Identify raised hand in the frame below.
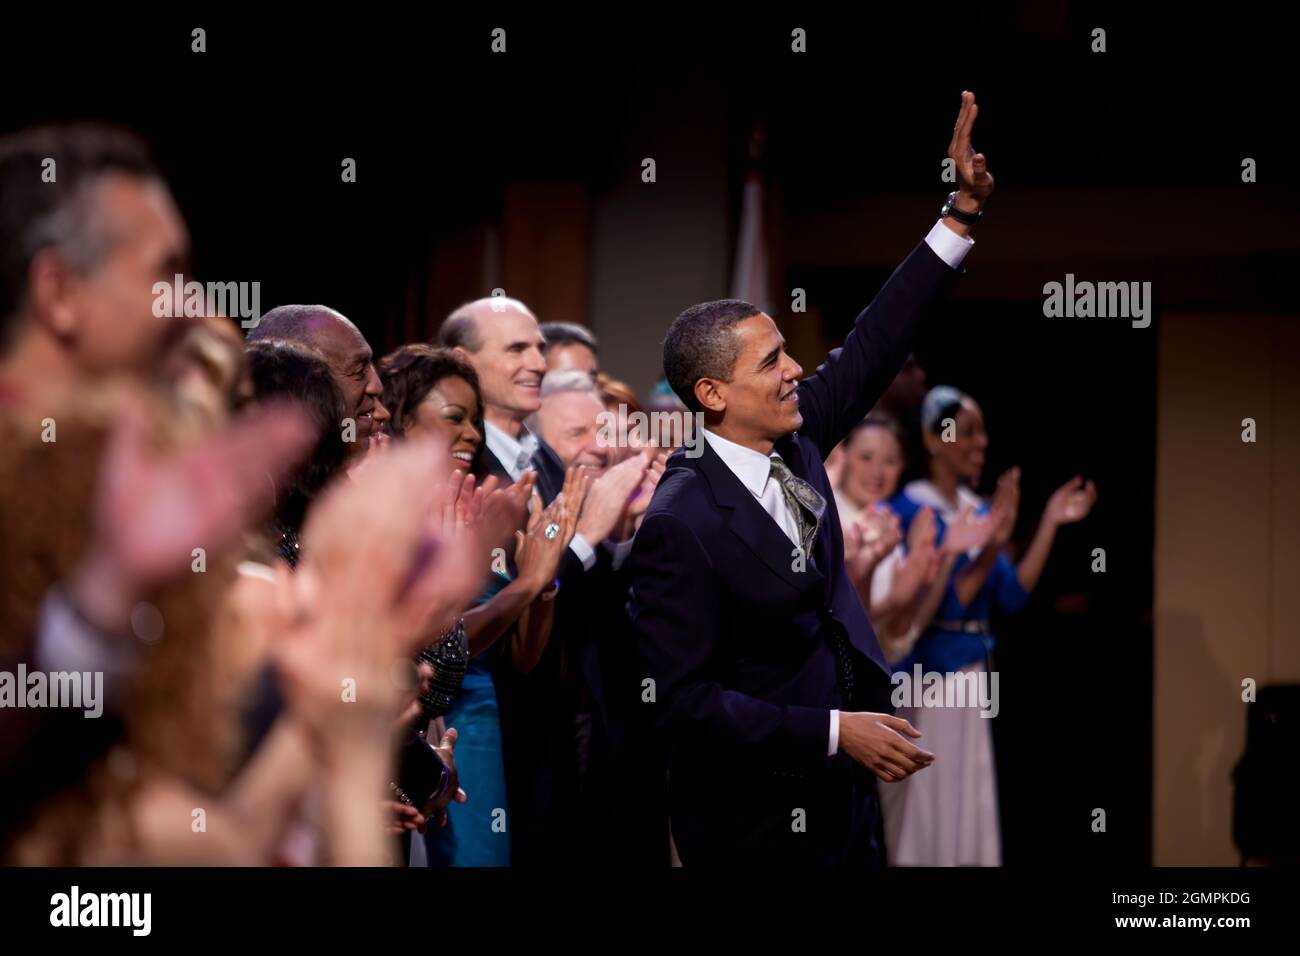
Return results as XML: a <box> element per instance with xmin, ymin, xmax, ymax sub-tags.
<box><xmin>1044</xmin><ymin>476</ymin><xmax>1098</xmax><ymax>527</ymax></box>
<box><xmin>949</xmin><ymin>90</ymin><xmax>994</xmax><ymax>206</ymax></box>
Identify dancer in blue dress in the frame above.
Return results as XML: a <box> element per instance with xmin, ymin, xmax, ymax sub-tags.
<box><xmin>880</xmin><ymin>385</ymin><xmax>1097</xmax><ymax>865</ymax></box>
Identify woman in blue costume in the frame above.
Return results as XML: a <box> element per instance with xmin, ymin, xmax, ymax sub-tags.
<box><xmin>880</xmin><ymin>385</ymin><xmax>1097</xmax><ymax>866</ymax></box>
<box><xmin>378</xmin><ymin>345</ymin><xmax>580</xmax><ymax>866</ymax></box>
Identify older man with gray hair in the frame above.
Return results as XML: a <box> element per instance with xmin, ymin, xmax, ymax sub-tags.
<box><xmin>528</xmin><ymin>368</ymin><xmax>610</xmax><ymax>472</ymax></box>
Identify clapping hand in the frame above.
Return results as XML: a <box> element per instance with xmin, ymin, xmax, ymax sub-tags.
<box><xmin>900</xmin><ymin>505</ymin><xmax>941</xmax><ymax>583</ymax></box>
<box><xmin>1044</xmin><ymin>475</ymin><xmax>1098</xmax><ymax>527</ymax></box>
<box><xmin>276</xmin><ymin>439</ymin><xmax>468</xmax><ymax>745</ymax></box>
<box><xmin>576</xmin><ymin>451</ymin><xmax>650</xmax><ymax>544</ymax></box>
<box><xmin>514</xmin><ymin>466</ymin><xmax>590</xmax><ymax>592</ymax></box>
<box><xmin>626</xmin><ymin>448</ymin><xmax>668</xmax><ymax>520</ymax></box>
<box><xmin>844</xmin><ymin>506</ymin><xmax>901</xmax><ymax>584</ymax></box>
<box><xmin>75</xmin><ymin>392</ymin><xmax>314</xmax><ymax>632</ymax></box>
<box><xmin>942</xmin><ymin>502</ymin><xmax>997</xmax><ymax>556</ymax></box>
<box><xmin>988</xmin><ymin>466</ymin><xmax>1021</xmax><ymax>547</ymax></box>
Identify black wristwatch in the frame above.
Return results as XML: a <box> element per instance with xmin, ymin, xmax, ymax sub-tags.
<box><xmin>941</xmin><ymin>191</ymin><xmax>981</xmax><ymax>226</ymax></box>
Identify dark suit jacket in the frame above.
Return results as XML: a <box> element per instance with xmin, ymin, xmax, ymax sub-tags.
<box><xmin>624</xmin><ymin>240</ymin><xmax>962</xmax><ymax>866</ymax></box>
<box><xmin>475</xmin><ymin>431</ymin><xmax>622</xmax><ymax>864</ymax></box>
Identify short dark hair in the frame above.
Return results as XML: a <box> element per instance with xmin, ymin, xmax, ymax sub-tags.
<box><xmin>438</xmin><ymin>310</ymin><xmax>483</xmax><ymax>352</ymax></box>
<box><xmin>377</xmin><ymin>343</ymin><xmax>482</xmax><ymax>440</ymax></box>
<box><xmin>0</xmin><ymin>123</ymin><xmax>161</xmax><ymax>349</ymax></box>
<box><xmin>662</xmin><ymin>298</ymin><xmax>759</xmax><ymax>413</ymax></box>
<box><xmin>246</xmin><ymin>339</ymin><xmax>349</xmax><ymax>534</ymax></box>
<box><xmin>540</xmin><ymin>321</ymin><xmax>598</xmax><ymax>354</ymax></box>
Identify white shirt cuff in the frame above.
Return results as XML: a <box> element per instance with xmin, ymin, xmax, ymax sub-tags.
<box><xmin>924</xmin><ymin>219</ymin><xmax>974</xmax><ymax>269</ymax></box>
<box><xmin>828</xmin><ymin>709</ymin><xmax>840</xmax><ymax>756</ymax></box>
<box><xmin>568</xmin><ymin>533</ymin><xmax>597</xmax><ymax>571</ymax></box>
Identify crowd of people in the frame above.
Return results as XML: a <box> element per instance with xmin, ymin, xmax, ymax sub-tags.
<box><xmin>0</xmin><ymin>103</ymin><xmax>1095</xmax><ymax>867</ymax></box>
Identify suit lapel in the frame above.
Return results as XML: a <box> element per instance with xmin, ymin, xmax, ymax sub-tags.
<box><xmin>530</xmin><ymin>438</ymin><xmax>566</xmax><ymax>505</ymax></box>
<box><xmin>696</xmin><ymin>438</ymin><xmax>824</xmax><ymax>594</ymax></box>
<box><xmin>476</xmin><ymin>447</ymin><xmax>513</xmax><ymax>487</ymax></box>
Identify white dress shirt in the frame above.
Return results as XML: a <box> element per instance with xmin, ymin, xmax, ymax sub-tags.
<box><xmin>702</xmin><ymin>428</ymin><xmax>842</xmax><ymax>755</ymax></box>
<box><xmin>700</xmin><ymin>222</ymin><xmax>969</xmax><ymax>757</ymax></box>
<box><xmin>484</xmin><ymin>420</ymin><xmax>596</xmax><ymax>569</ymax></box>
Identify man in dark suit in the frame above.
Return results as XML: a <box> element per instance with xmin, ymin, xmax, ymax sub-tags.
<box><xmin>440</xmin><ymin>297</ymin><xmax>646</xmax><ymax>864</ymax></box>
<box><xmin>624</xmin><ymin>91</ymin><xmax>994</xmax><ymax>866</ymax></box>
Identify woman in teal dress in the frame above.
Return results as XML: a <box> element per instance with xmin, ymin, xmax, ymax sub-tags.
<box><xmin>378</xmin><ymin>344</ymin><xmax>579</xmax><ymax>867</ymax></box>
<box><xmin>423</xmin><ymin>572</ymin><xmax>513</xmax><ymax>867</ymax></box>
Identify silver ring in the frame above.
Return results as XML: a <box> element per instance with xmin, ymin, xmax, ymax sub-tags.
<box><xmin>544</xmin><ymin>522</ymin><xmax>560</xmax><ymax>540</ymax></box>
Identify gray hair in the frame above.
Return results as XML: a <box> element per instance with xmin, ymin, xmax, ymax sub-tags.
<box><xmin>526</xmin><ymin>368</ymin><xmax>600</xmax><ymax>434</ymax></box>
<box><xmin>539</xmin><ymin>368</ymin><xmax>599</xmax><ymax>399</ymax></box>
<box><xmin>0</xmin><ymin>122</ymin><xmax>162</xmax><ymax>348</ymax></box>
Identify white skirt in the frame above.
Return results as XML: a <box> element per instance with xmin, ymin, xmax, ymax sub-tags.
<box><xmin>878</xmin><ymin>664</ymin><xmax>1001</xmax><ymax>866</ymax></box>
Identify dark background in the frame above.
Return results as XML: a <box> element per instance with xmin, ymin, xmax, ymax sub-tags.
<box><xmin>3</xmin><ymin>4</ymin><xmax>1293</xmax><ymax>867</ymax></box>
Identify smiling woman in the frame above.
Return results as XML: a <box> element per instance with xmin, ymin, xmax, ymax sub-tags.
<box><xmin>377</xmin><ymin>343</ymin><xmax>485</xmax><ymax>469</ymax></box>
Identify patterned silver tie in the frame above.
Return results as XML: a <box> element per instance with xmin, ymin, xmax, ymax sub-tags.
<box><xmin>769</xmin><ymin>455</ymin><xmax>854</xmax><ymax>697</ymax></box>
<box><xmin>768</xmin><ymin>455</ymin><xmax>825</xmax><ymax>557</ymax></box>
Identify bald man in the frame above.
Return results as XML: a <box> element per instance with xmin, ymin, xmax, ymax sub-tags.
<box><xmin>439</xmin><ymin>296</ymin><xmax>649</xmax><ymax>866</ymax></box>
<box><xmin>439</xmin><ymin>297</ymin><xmax>634</xmax><ymax>549</ymax></box>
<box><xmin>248</xmin><ymin>304</ymin><xmax>390</xmax><ymax>453</ymax></box>
<box><xmin>440</xmin><ymin>296</ymin><xmax>546</xmax><ymax>469</ymax></box>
